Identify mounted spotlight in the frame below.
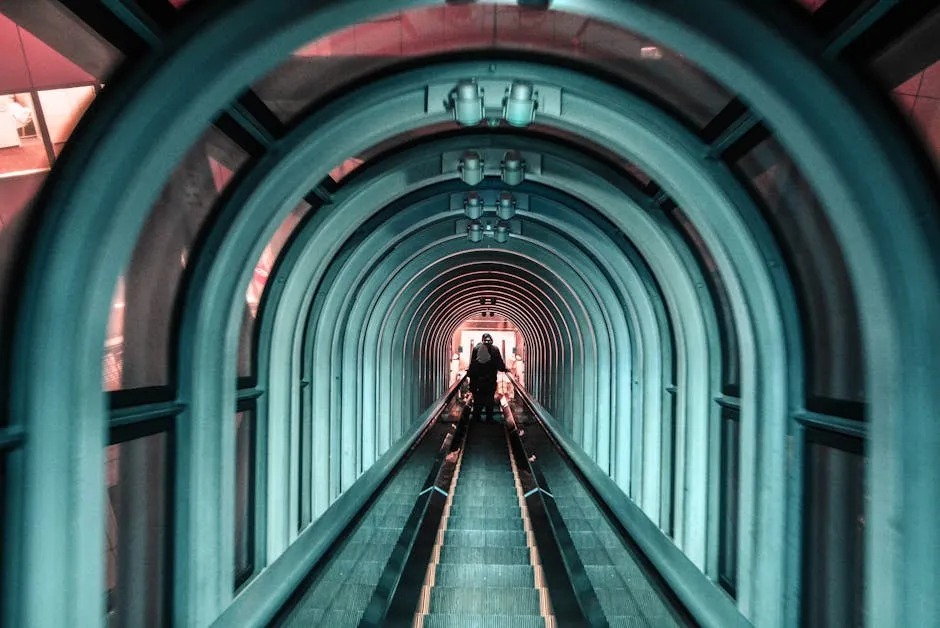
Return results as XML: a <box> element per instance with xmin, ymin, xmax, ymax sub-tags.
<box><xmin>452</xmin><ymin>79</ymin><xmax>484</xmax><ymax>126</ymax></box>
<box><xmin>459</xmin><ymin>151</ymin><xmax>484</xmax><ymax>186</ymax></box>
<box><xmin>467</xmin><ymin>220</ymin><xmax>483</xmax><ymax>242</ymax></box>
<box><xmin>496</xmin><ymin>192</ymin><xmax>516</xmax><ymax>220</ymax></box>
<box><xmin>503</xmin><ymin>81</ymin><xmax>537</xmax><ymax>127</ymax></box>
<box><xmin>501</xmin><ymin>151</ymin><xmax>525</xmax><ymax>185</ymax></box>
<box><xmin>464</xmin><ymin>193</ymin><xmax>483</xmax><ymax>220</ymax></box>
<box><xmin>495</xmin><ymin>222</ymin><xmax>510</xmax><ymax>243</ymax></box>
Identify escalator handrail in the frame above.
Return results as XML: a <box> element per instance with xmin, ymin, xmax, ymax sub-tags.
<box><xmin>260</xmin><ymin>377</ymin><xmax>469</xmax><ymax>627</ymax></box>
<box><xmin>505</xmin><ymin>376</ymin><xmax>744</xmax><ymax>628</ymax></box>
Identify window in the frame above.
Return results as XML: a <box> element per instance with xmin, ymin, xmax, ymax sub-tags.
<box><xmin>733</xmin><ymin>138</ymin><xmax>864</xmax><ymax>411</ymax></box>
<box><xmin>802</xmin><ymin>431</ymin><xmax>865</xmax><ymax>627</ymax></box>
<box><xmin>105</xmin><ymin>429</ymin><xmax>171</xmax><ymax>627</ymax></box>
<box><xmin>234</xmin><ymin>407</ymin><xmax>257</xmax><ymax>589</ymax></box>
<box><xmin>114</xmin><ymin>127</ymin><xmax>248</xmax><ymax>390</ymax></box>
<box><xmin>718</xmin><ymin>403</ymin><xmax>740</xmax><ymax>597</ymax></box>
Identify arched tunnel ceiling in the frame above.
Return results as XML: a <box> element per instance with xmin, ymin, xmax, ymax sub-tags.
<box><xmin>6</xmin><ymin>2</ymin><xmax>940</xmax><ymax>626</ymax></box>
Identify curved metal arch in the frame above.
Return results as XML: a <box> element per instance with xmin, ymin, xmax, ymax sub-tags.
<box><xmin>260</xmin><ymin>145</ymin><xmax>680</xmax><ymax>480</ymax></box>
<box><xmin>369</xmin><ymin>247</ymin><xmax>590</xmax><ymax>446</ymax></box>
<box><xmin>286</xmin><ymin>168</ymin><xmax>668</xmax><ymax>456</ymax></box>
<box><xmin>414</xmin><ymin>282</ymin><xmax>551</xmax><ymax>393</ymax></box>
<box><xmin>428</xmin><ymin>284</ymin><xmax>550</xmax><ymax>401</ymax></box>
<box><xmin>327</xmin><ymin>204</ymin><xmax>640</xmax><ymax>466</ymax></box>
<box><xmin>306</xmin><ymin>223</ymin><xmax>573</xmax><ymax>479</ymax></box>
<box><xmin>255</xmin><ymin>113</ymin><xmax>712</xmax><ymax>556</ymax></box>
<box><xmin>388</xmin><ymin>230</ymin><xmax>619</xmax><ymax>454</ymax></box>
<box><xmin>372</xmin><ymin>269</ymin><xmax>563</xmax><ymax>458</ymax></box>
<box><xmin>400</xmin><ymin>273</ymin><xmax>571</xmax><ymax>441</ymax></box>
<box><xmin>413</xmin><ymin>282</ymin><xmax>550</xmax><ymax>422</ymax></box>
<box><xmin>10</xmin><ymin>0</ymin><xmax>937</xmax><ymax>623</ymax></box>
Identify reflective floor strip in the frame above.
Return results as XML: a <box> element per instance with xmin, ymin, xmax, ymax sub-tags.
<box><xmin>505</xmin><ymin>426</ymin><xmax>555</xmax><ymax>627</ymax></box>
<box><xmin>412</xmin><ymin>422</ymin><xmax>468</xmax><ymax>628</ymax></box>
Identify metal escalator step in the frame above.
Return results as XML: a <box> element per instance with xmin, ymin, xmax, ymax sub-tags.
<box><xmin>453</xmin><ymin>488</ymin><xmax>518</xmax><ymax>498</ymax></box>
<box><xmin>585</xmin><ymin>564</ymin><xmax>624</xmax><ymax>587</ymax></box>
<box><xmin>438</xmin><ymin>545</ymin><xmax>531</xmax><ymax>565</ymax></box>
<box><xmin>428</xmin><ymin>586</ymin><xmax>541</xmax><ymax>615</ymax></box>
<box><xmin>443</xmin><ymin>529</ymin><xmax>528</xmax><ymax>548</ymax></box>
<box><xmin>569</xmin><ymin>529</ymin><xmax>621</xmax><ymax>549</ymax></box>
<box><xmin>453</xmin><ymin>486</ymin><xmax>518</xmax><ymax>496</ymax></box>
<box><xmin>327</xmin><ymin>559</ymin><xmax>386</xmax><ymax>585</ymax></box>
<box><xmin>302</xmin><ymin>581</ymin><xmax>375</xmax><ymax>610</ymax></box>
<box><xmin>281</xmin><ymin>607</ymin><xmax>325</xmax><ymax>627</ymax></box>
<box><xmin>449</xmin><ymin>504</ymin><xmax>520</xmax><ymax>518</ymax></box>
<box><xmin>557</xmin><ymin>516</ymin><xmax>602</xmax><ymax>532</ymax></box>
<box><xmin>433</xmin><ymin>563</ymin><xmax>535</xmax><ymax>588</ymax></box>
<box><xmin>593</xmin><ymin>587</ymin><xmax>642</xmax><ymax>616</ymax></box>
<box><xmin>345</xmin><ymin>527</ymin><xmax>402</xmax><ymax>545</ymax></box>
<box><xmin>602</xmin><ymin>616</ymin><xmax>652</xmax><ymax>628</ymax></box>
<box><xmin>445</xmin><ymin>516</ymin><xmax>524</xmax><ymax>531</ymax></box>
<box><xmin>421</xmin><ymin>614</ymin><xmax>546</xmax><ymax>628</ymax></box>
<box><xmin>307</xmin><ymin>608</ymin><xmax>364</xmax><ymax>628</ymax></box>
<box><xmin>631</xmin><ymin>588</ymin><xmax>677</xmax><ymax>620</ymax></box>
<box><xmin>574</xmin><ymin>546</ymin><xmax>615</xmax><ymax>565</ymax></box>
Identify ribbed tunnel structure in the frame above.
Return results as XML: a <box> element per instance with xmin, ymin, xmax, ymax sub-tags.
<box><xmin>1</xmin><ymin>1</ymin><xmax>940</xmax><ymax>627</ymax></box>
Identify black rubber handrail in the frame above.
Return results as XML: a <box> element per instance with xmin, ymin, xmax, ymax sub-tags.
<box><xmin>508</xmin><ymin>379</ymin><xmax>699</xmax><ymax>627</ymax></box>
<box><xmin>502</xmin><ymin>400</ymin><xmax>610</xmax><ymax>627</ymax></box>
<box><xmin>269</xmin><ymin>378</ymin><xmax>468</xmax><ymax>626</ymax></box>
<box><xmin>358</xmin><ymin>403</ymin><xmax>471</xmax><ymax>627</ymax></box>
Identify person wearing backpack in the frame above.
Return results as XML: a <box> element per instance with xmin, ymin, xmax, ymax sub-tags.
<box><xmin>468</xmin><ymin>333</ymin><xmax>507</xmax><ymax>422</ymax></box>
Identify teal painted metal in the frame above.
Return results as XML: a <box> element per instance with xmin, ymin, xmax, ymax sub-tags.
<box><xmin>6</xmin><ymin>2</ymin><xmax>938</xmax><ymax>628</ymax></box>
<box><xmin>212</xmin><ymin>378</ymin><xmax>464</xmax><ymax>627</ymax></box>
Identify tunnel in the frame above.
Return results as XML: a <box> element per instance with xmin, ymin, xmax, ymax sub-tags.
<box><xmin>1</xmin><ymin>1</ymin><xmax>940</xmax><ymax>626</ymax></box>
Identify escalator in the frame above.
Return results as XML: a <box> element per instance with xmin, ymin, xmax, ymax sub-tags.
<box><xmin>416</xmin><ymin>419</ymin><xmax>548</xmax><ymax>627</ymax></box>
<box><xmin>271</xmin><ymin>386</ymin><xmax>694</xmax><ymax>627</ymax></box>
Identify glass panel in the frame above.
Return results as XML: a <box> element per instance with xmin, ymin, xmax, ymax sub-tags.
<box><xmin>0</xmin><ymin>451</ymin><xmax>5</xmax><ymax>617</ymax></box>
<box><xmin>734</xmin><ymin>137</ymin><xmax>864</xmax><ymax>407</ymax></box>
<box><xmin>718</xmin><ymin>406</ymin><xmax>739</xmax><ymax>597</ymax></box>
<box><xmin>238</xmin><ymin>201</ymin><xmax>311</xmax><ymax>378</ymax></box>
<box><xmin>796</xmin><ymin>0</ymin><xmax>829</xmax><ymax>11</ymax></box>
<box><xmin>0</xmin><ymin>168</ymin><xmax>47</xmax><ymax>425</ymax></box>
<box><xmin>0</xmin><ymin>8</ymin><xmax>117</xmax><ymax>397</ymax></box>
<box><xmin>0</xmin><ymin>93</ymin><xmax>48</xmax><ymax>172</ymax></box>
<box><xmin>253</xmin><ymin>6</ymin><xmax>732</xmax><ymax>127</ymax></box>
<box><xmin>330</xmin><ymin>157</ymin><xmax>364</xmax><ymax>183</ymax></box>
<box><xmin>36</xmin><ymin>85</ymin><xmax>96</xmax><ymax>154</ymax></box>
<box><xmin>299</xmin><ymin>380</ymin><xmax>312</xmax><ymax>532</ymax></box>
<box><xmin>103</xmin><ymin>277</ymin><xmax>125</xmax><ymax>392</ymax></box>
<box><xmin>803</xmin><ymin>435</ymin><xmax>865</xmax><ymax>628</ymax></box>
<box><xmin>529</xmin><ymin>122</ymin><xmax>653</xmax><ymax>187</ymax></box>
<box><xmin>116</xmin><ymin>126</ymin><xmax>248</xmax><ymax>390</ymax></box>
<box><xmin>235</xmin><ymin>408</ymin><xmax>256</xmax><ymax>588</ymax></box>
<box><xmin>661</xmin><ymin>389</ymin><xmax>677</xmax><ymax>537</ymax></box>
<box><xmin>0</xmin><ymin>8</ymin><xmax>118</xmax><ymax>93</ymax></box>
<box><xmin>105</xmin><ymin>431</ymin><xmax>169</xmax><ymax>627</ymax></box>
<box><xmin>889</xmin><ymin>59</ymin><xmax>940</xmax><ymax>172</ymax></box>
<box><xmin>671</xmin><ymin>208</ymin><xmax>739</xmax><ymax>390</ymax></box>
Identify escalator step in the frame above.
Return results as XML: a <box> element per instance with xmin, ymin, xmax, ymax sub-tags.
<box><xmin>569</xmin><ymin>530</ymin><xmax>621</xmax><ymax>548</ymax></box>
<box><xmin>443</xmin><ymin>529</ymin><xmax>528</xmax><ymax>548</ymax></box>
<box><xmin>421</xmin><ymin>614</ymin><xmax>545</xmax><ymax>628</ymax></box>
<box><xmin>446</xmin><ymin>516</ymin><xmax>525</xmax><ymax>531</ymax></box>
<box><xmin>283</xmin><ymin>608</ymin><xmax>363</xmax><ymax>628</ymax></box>
<box><xmin>324</xmin><ymin>559</ymin><xmax>386</xmax><ymax>585</ymax></box>
<box><xmin>602</xmin><ymin>617</ymin><xmax>650</xmax><ymax>628</ymax></box>
<box><xmin>433</xmin><ymin>563</ymin><xmax>535</xmax><ymax>588</ymax></box>
<box><xmin>438</xmin><ymin>546</ymin><xmax>531</xmax><ymax>565</ymax></box>
<box><xmin>300</xmin><ymin>581</ymin><xmax>375</xmax><ymax>611</ymax></box>
<box><xmin>344</xmin><ymin>527</ymin><xmax>403</xmax><ymax>545</ymax></box>
<box><xmin>593</xmin><ymin>587</ymin><xmax>642</xmax><ymax>616</ymax></box>
<box><xmin>449</xmin><ymin>504</ymin><xmax>520</xmax><ymax>518</ymax></box>
<box><xmin>428</xmin><ymin>586</ymin><xmax>541</xmax><ymax>615</ymax></box>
